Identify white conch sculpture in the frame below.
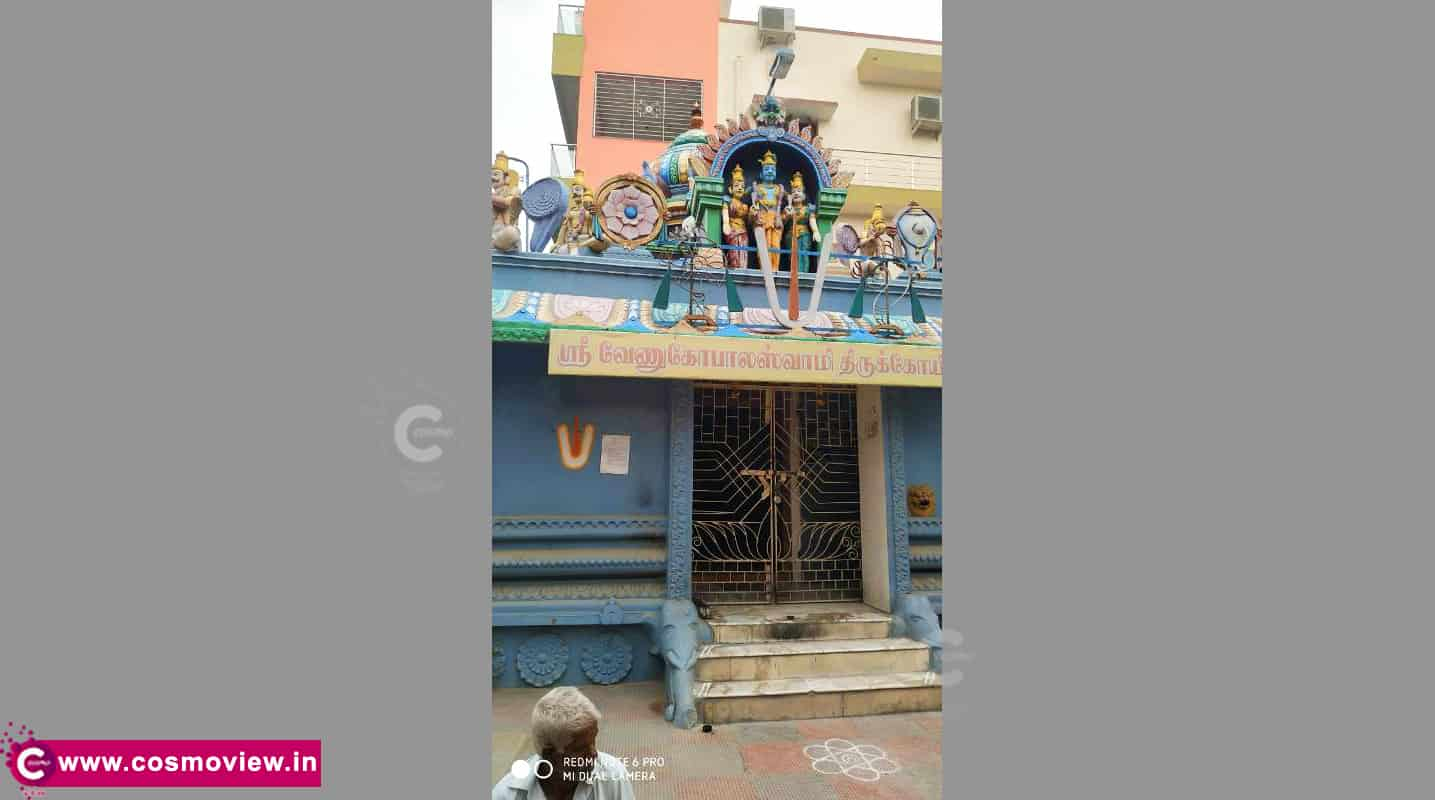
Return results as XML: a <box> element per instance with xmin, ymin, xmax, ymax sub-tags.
<box><xmin>753</xmin><ymin>228</ymin><xmax>834</xmax><ymax>330</ymax></box>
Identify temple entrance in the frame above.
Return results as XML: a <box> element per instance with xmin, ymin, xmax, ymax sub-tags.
<box><xmin>691</xmin><ymin>383</ymin><xmax>863</xmax><ymax>605</ymax></box>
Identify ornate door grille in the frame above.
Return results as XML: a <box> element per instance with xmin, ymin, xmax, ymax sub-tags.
<box><xmin>691</xmin><ymin>384</ymin><xmax>863</xmax><ymax>605</ymax></box>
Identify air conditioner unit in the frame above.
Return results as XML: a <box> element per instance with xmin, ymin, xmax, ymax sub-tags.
<box><xmin>911</xmin><ymin>94</ymin><xmax>942</xmax><ymax>137</ymax></box>
<box><xmin>757</xmin><ymin>6</ymin><xmax>795</xmax><ymax>47</ymax></box>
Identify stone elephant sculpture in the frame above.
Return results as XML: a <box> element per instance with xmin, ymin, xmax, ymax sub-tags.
<box><xmin>645</xmin><ymin>599</ymin><xmax>712</xmax><ymax>729</ymax></box>
<box><xmin>891</xmin><ymin>592</ymin><xmax>944</xmax><ymax>673</ymax></box>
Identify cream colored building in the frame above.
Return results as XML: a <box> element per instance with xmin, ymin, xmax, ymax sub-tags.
<box><xmin>717</xmin><ymin>6</ymin><xmax>942</xmax><ymax>233</ymax></box>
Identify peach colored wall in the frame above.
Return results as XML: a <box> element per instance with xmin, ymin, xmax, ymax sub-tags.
<box><xmin>576</xmin><ymin>0</ymin><xmax>720</xmax><ymax>183</ymax></box>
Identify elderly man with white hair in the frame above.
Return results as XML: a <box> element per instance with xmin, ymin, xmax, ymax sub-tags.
<box><xmin>492</xmin><ymin>686</ymin><xmax>635</xmax><ymax>800</ymax></box>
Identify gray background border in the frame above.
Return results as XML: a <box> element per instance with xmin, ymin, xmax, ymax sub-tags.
<box><xmin>2</xmin><ymin>2</ymin><xmax>493</xmax><ymax>797</ymax></box>
<box><xmin>943</xmin><ymin>1</ymin><xmax>1434</xmax><ymax>796</ymax></box>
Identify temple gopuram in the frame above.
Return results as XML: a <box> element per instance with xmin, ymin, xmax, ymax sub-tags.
<box><xmin>490</xmin><ymin>90</ymin><xmax>943</xmax><ymax>730</ymax></box>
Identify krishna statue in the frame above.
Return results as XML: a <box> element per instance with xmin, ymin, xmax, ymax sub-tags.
<box><xmin>749</xmin><ymin>150</ymin><xmax>786</xmax><ymax>265</ymax></box>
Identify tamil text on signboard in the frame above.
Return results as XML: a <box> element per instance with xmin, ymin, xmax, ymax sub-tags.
<box><xmin>547</xmin><ymin>329</ymin><xmax>941</xmax><ymax>387</ymax></box>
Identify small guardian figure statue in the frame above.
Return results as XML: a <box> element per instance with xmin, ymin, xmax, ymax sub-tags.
<box><xmin>784</xmin><ymin>172</ymin><xmax>820</xmax><ymax>273</ymax></box>
<box><xmin>491</xmin><ymin>151</ymin><xmax>522</xmax><ymax>252</ymax></box>
<box><xmin>857</xmin><ymin>202</ymin><xmax>900</xmax><ymax>280</ymax></box>
<box><xmin>721</xmin><ymin>164</ymin><xmax>752</xmax><ymax>269</ymax></box>
<box><xmin>750</xmin><ymin>150</ymin><xmax>787</xmax><ymax>266</ymax></box>
<box><xmin>580</xmin><ymin>187</ymin><xmax>607</xmax><ymax>254</ymax></box>
<box><xmin>552</xmin><ymin>169</ymin><xmax>603</xmax><ymax>255</ymax></box>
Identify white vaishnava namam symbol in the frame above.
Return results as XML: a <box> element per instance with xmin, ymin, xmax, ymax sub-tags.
<box><xmin>803</xmin><ymin>739</ymin><xmax>900</xmax><ymax>783</ymax></box>
<box><xmin>754</xmin><ymin>228</ymin><xmax>834</xmax><ymax>328</ymax></box>
<box><xmin>557</xmin><ymin>419</ymin><xmax>596</xmax><ymax>470</ymax></box>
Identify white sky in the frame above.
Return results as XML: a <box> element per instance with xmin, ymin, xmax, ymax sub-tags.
<box><xmin>492</xmin><ymin>0</ymin><xmax>942</xmax><ymax>184</ymax></box>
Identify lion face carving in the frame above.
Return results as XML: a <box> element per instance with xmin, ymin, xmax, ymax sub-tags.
<box><xmin>907</xmin><ymin>484</ymin><xmax>936</xmax><ymax>517</ymax></box>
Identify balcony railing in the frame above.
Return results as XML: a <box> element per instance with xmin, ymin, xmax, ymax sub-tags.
<box><xmin>550</xmin><ymin>143</ymin><xmax>577</xmax><ymax>179</ymax></box>
<box><xmin>556</xmin><ymin>4</ymin><xmax>583</xmax><ymax>35</ymax></box>
<box><xmin>829</xmin><ymin>148</ymin><xmax>942</xmax><ymax>191</ymax></box>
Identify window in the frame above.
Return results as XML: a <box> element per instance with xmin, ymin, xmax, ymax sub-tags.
<box><xmin>555</xmin><ymin>4</ymin><xmax>583</xmax><ymax>35</ymax></box>
<box><xmin>593</xmin><ymin>72</ymin><xmax>703</xmax><ymax>141</ymax></box>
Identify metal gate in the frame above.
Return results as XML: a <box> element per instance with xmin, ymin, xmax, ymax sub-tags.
<box><xmin>691</xmin><ymin>383</ymin><xmax>863</xmax><ymax>604</ymax></box>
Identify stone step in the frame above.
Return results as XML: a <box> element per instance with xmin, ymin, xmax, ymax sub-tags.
<box><xmin>695</xmin><ymin>671</ymin><xmax>942</xmax><ymax>724</ymax></box>
<box><xmin>705</xmin><ymin>602</ymin><xmax>891</xmax><ymax>643</ymax></box>
<box><xmin>696</xmin><ymin>637</ymin><xmax>930</xmax><ymax>682</ymax></box>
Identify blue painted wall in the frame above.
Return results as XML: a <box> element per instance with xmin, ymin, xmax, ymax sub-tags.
<box><xmin>493</xmin><ymin>625</ymin><xmax>663</xmax><ymax>689</ymax></box>
<box><xmin>901</xmin><ymin>388</ymin><xmax>943</xmax><ymax>516</ymax></box>
<box><xmin>493</xmin><ymin>343</ymin><xmax>671</xmax><ymax>516</ymax></box>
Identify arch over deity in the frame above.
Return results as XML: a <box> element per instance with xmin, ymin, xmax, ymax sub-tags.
<box><xmin>684</xmin><ymin>103</ymin><xmax>855</xmax><ymax>275</ymax></box>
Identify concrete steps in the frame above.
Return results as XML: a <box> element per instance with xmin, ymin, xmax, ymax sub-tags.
<box><xmin>696</xmin><ymin>637</ymin><xmax>930</xmax><ymax>682</ymax></box>
<box><xmin>693</xmin><ymin>602</ymin><xmax>941</xmax><ymax>725</ymax></box>
<box><xmin>695</xmin><ymin>671</ymin><xmax>942</xmax><ymax>724</ymax></box>
<box><xmin>705</xmin><ymin>602</ymin><xmax>891</xmax><ymax>644</ymax></box>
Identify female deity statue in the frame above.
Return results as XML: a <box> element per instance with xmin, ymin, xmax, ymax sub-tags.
<box><xmin>856</xmin><ymin>203</ymin><xmax>900</xmax><ymax>279</ymax></box>
<box><xmin>783</xmin><ymin>172</ymin><xmax>820</xmax><ymax>273</ymax></box>
<box><xmin>749</xmin><ymin>150</ymin><xmax>786</xmax><ymax>265</ymax></box>
<box><xmin>720</xmin><ymin>164</ymin><xmax>752</xmax><ymax>268</ymax></box>
<box><xmin>491</xmin><ymin>151</ymin><xmax>522</xmax><ymax>252</ymax></box>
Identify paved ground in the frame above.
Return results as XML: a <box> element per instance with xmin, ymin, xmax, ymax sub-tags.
<box><xmin>493</xmin><ymin>681</ymin><xmax>942</xmax><ymax>799</ymax></box>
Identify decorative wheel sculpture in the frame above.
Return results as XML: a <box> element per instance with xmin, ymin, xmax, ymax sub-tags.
<box><xmin>580</xmin><ymin>634</ymin><xmax>634</xmax><ymax>685</ymax></box>
<box><xmin>594</xmin><ymin>174</ymin><xmax>666</xmax><ymax>249</ymax></box>
<box><xmin>516</xmin><ymin>635</ymin><xmax>569</xmax><ymax>687</ymax></box>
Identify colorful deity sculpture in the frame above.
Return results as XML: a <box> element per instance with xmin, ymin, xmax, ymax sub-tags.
<box><xmin>580</xmin><ymin>188</ymin><xmax>608</xmax><ymax>254</ymax></box>
<box><xmin>856</xmin><ymin>202</ymin><xmax>900</xmax><ymax>279</ymax></box>
<box><xmin>749</xmin><ymin>150</ymin><xmax>787</xmax><ymax>262</ymax></box>
<box><xmin>784</xmin><ymin>172</ymin><xmax>820</xmax><ymax>273</ymax></box>
<box><xmin>491</xmin><ymin>151</ymin><xmax>522</xmax><ymax>252</ymax></box>
<box><xmin>552</xmin><ymin>170</ymin><xmax>604</xmax><ymax>255</ymax></box>
<box><xmin>720</xmin><ymin>164</ymin><xmax>751</xmax><ymax>269</ymax></box>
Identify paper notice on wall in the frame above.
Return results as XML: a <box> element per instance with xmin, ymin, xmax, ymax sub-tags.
<box><xmin>599</xmin><ymin>434</ymin><xmax>631</xmax><ymax>475</ymax></box>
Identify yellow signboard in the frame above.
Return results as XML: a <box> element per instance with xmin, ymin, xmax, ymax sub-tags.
<box><xmin>548</xmin><ymin>328</ymin><xmax>942</xmax><ymax>387</ymax></box>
